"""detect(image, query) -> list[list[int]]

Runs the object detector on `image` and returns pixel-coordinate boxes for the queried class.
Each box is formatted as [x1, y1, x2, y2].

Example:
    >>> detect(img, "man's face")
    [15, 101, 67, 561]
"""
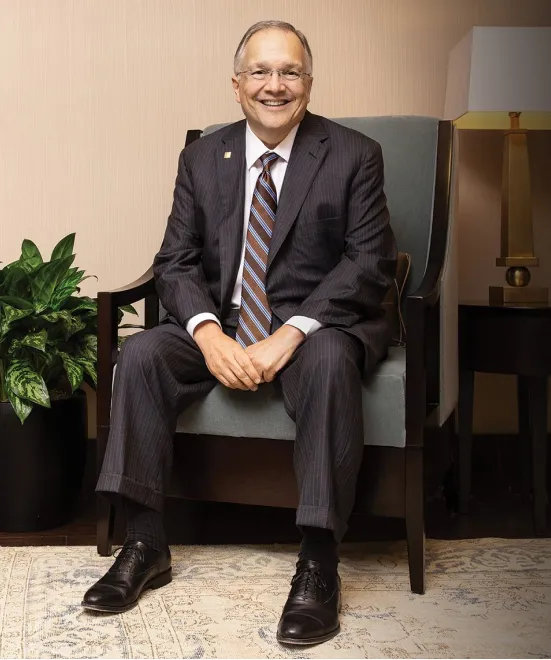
[232, 29, 313, 147]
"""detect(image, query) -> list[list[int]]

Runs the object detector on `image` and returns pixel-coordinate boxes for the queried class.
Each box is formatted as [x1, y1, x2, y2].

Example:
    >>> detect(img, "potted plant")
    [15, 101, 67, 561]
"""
[0, 233, 137, 532]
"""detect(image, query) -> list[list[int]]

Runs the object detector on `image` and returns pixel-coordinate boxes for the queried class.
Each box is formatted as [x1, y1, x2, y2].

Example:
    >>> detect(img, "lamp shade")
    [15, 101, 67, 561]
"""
[444, 27, 551, 127]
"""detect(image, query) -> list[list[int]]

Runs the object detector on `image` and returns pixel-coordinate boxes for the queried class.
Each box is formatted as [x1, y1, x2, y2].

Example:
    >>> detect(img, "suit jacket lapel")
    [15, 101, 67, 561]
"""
[267, 112, 329, 270]
[216, 121, 246, 314]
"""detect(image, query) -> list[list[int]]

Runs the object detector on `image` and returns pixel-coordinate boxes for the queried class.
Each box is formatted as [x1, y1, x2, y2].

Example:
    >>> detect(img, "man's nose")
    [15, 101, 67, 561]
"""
[264, 71, 286, 93]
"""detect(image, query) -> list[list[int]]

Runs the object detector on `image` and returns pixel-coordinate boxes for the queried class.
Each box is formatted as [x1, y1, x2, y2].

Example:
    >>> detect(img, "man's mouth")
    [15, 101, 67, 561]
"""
[258, 100, 291, 107]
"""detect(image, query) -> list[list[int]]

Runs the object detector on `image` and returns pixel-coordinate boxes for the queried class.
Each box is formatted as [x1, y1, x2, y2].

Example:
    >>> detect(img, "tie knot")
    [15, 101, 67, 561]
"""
[260, 151, 279, 172]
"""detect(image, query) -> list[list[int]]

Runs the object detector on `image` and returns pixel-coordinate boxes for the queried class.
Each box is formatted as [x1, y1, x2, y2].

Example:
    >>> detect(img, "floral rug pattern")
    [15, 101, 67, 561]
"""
[0, 538, 550, 658]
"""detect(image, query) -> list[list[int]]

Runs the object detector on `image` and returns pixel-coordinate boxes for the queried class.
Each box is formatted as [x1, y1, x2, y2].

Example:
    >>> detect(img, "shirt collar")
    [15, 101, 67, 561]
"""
[245, 122, 300, 170]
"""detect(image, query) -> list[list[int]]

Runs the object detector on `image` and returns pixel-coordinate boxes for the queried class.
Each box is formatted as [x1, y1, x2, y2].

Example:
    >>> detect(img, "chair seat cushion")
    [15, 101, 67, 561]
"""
[176, 346, 406, 448]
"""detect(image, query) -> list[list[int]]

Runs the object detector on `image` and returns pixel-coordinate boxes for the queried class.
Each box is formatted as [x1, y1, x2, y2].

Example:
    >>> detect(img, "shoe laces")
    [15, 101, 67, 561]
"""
[290, 565, 328, 600]
[110, 544, 144, 574]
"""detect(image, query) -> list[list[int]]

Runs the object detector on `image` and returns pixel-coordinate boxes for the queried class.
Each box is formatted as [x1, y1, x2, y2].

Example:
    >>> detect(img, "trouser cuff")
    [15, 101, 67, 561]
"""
[96, 472, 164, 513]
[296, 504, 348, 543]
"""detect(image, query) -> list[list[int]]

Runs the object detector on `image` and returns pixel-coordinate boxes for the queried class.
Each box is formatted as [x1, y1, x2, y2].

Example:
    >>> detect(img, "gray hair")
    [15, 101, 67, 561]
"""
[234, 20, 313, 74]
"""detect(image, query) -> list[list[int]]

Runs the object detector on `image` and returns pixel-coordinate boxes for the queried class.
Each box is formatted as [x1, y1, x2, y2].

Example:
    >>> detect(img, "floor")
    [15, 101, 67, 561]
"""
[0, 432, 549, 547]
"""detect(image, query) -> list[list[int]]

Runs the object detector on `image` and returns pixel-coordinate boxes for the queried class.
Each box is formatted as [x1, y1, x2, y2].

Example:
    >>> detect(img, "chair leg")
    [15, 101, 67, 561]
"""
[405, 445, 425, 594]
[528, 376, 548, 536]
[97, 496, 115, 556]
[517, 376, 532, 498]
[458, 369, 474, 514]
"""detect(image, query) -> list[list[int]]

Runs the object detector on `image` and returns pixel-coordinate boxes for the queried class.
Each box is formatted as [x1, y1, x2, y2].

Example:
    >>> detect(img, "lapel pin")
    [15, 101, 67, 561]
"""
[224, 151, 232, 159]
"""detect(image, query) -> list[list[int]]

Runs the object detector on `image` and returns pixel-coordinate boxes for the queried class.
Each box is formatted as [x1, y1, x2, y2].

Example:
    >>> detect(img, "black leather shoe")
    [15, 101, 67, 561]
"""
[82, 540, 172, 613]
[277, 559, 341, 646]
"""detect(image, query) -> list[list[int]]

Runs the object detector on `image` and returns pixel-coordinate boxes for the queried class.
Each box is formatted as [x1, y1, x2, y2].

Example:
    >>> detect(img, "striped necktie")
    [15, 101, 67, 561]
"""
[236, 151, 279, 347]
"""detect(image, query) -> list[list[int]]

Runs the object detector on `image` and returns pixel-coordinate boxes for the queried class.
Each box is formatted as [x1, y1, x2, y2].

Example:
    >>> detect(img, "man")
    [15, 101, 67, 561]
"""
[83, 20, 397, 646]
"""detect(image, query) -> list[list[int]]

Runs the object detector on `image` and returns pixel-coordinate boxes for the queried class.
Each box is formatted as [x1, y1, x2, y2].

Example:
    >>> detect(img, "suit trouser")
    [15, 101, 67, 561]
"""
[96, 319, 365, 542]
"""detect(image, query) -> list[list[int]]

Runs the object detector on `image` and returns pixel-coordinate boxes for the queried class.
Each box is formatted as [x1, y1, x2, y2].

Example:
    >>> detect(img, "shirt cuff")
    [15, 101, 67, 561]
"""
[186, 313, 221, 340]
[284, 316, 324, 337]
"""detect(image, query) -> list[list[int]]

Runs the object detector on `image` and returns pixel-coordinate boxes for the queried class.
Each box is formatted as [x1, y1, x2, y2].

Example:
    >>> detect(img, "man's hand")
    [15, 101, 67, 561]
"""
[194, 321, 262, 390]
[245, 325, 305, 382]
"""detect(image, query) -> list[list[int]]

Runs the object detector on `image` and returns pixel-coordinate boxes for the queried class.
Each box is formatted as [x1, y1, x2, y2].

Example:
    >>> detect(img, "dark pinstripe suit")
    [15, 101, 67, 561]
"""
[96, 111, 397, 542]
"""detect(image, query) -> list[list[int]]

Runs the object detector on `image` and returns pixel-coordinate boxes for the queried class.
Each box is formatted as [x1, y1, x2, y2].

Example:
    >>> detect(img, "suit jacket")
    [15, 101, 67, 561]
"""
[153, 111, 397, 373]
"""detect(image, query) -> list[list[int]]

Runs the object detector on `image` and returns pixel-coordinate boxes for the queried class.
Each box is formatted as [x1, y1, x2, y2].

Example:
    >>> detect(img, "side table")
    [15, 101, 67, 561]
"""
[458, 301, 550, 535]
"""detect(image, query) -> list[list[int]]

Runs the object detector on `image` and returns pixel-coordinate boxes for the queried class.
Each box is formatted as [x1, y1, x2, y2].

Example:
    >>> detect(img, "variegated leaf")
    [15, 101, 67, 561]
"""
[50, 233, 75, 261]
[6, 358, 50, 407]
[41, 310, 71, 323]
[30, 255, 75, 312]
[6, 388, 34, 424]
[7, 338, 22, 355]
[80, 334, 97, 361]
[78, 357, 97, 387]
[59, 351, 84, 392]
[20, 239, 43, 272]
[0, 304, 33, 337]
[119, 304, 139, 316]
[64, 296, 97, 313]
[0, 296, 34, 310]
[41, 309, 85, 339]
[21, 329, 48, 353]
[63, 315, 87, 340]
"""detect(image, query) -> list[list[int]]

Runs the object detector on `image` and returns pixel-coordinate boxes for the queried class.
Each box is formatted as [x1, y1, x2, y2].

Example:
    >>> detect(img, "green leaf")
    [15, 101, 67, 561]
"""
[41, 309, 71, 323]
[7, 338, 22, 355]
[80, 334, 97, 361]
[118, 323, 144, 329]
[50, 233, 75, 261]
[20, 240, 43, 272]
[3, 265, 29, 298]
[59, 351, 84, 392]
[119, 304, 139, 316]
[0, 296, 34, 310]
[78, 357, 97, 388]
[50, 269, 86, 310]
[30, 255, 75, 312]
[6, 388, 34, 424]
[63, 296, 97, 313]
[6, 358, 50, 407]
[21, 329, 48, 353]
[42, 309, 86, 339]
[0, 304, 33, 337]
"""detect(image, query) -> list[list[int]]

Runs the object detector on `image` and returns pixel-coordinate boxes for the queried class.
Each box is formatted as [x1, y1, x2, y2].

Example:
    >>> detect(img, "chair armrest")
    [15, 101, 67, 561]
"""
[98, 266, 156, 307]
[407, 264, 441, 310]
[403, 120, 453, 445]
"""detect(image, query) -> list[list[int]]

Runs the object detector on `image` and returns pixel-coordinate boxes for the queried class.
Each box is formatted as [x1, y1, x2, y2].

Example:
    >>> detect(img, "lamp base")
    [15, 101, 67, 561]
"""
[489, 285, 548, 305]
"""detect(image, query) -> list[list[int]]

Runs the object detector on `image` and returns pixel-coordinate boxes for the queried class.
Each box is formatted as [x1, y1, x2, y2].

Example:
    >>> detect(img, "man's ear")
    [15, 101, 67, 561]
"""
[231, 76, 241, 104]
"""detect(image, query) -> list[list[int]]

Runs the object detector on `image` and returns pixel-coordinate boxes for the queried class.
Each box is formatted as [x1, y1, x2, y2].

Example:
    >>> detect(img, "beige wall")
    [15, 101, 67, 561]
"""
[1, 0, 550, 436]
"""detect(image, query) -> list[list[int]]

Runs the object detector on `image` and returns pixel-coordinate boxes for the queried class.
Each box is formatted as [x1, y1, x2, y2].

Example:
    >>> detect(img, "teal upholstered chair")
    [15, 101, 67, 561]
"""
[96, 116, 458, 594]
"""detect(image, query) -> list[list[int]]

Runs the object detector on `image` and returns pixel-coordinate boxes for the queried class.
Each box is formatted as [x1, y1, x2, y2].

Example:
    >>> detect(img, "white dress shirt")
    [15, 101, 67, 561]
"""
[185, 122, 323, 340]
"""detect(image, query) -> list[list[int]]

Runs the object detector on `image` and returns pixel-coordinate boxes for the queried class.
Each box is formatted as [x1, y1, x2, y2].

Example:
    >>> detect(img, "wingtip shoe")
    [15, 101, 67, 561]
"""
[82, 540, 172, 613]
[277, 558, 341, 646]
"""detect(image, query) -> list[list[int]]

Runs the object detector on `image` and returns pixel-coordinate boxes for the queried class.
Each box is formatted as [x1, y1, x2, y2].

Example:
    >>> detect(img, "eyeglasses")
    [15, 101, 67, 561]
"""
[236, 69, 312, 83]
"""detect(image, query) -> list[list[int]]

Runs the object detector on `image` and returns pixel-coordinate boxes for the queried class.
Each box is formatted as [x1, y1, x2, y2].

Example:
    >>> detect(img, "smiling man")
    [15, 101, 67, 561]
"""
[84, 21, 397, 646]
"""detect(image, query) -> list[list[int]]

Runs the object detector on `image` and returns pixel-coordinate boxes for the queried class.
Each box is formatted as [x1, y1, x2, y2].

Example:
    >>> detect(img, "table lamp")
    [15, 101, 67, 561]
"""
[444, 26, 551, 304]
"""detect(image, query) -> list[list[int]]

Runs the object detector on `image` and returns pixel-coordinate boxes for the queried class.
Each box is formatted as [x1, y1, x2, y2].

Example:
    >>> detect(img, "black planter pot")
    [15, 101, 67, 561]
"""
[0, 390, 87, 532]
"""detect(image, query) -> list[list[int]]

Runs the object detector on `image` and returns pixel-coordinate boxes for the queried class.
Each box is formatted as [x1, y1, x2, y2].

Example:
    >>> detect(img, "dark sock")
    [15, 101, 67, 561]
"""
[298, 526, 339, 571]
[123, 498, 166, 551]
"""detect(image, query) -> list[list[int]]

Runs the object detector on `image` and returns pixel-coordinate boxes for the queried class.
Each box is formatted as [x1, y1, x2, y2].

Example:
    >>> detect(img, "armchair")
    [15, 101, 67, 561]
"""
[96, 116, 457, 595]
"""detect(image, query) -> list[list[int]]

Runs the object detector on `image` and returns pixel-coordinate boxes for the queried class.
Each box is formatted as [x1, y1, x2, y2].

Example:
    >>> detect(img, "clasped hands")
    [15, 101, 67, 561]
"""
[194, 320, 305, 390]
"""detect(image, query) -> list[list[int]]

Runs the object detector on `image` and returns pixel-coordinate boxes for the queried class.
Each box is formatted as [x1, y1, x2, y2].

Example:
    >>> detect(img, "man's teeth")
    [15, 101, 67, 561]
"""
[261, 101, 288, 106]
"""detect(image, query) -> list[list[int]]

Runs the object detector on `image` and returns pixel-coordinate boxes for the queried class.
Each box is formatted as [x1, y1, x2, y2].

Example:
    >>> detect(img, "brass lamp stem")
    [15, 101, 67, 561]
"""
[488, 111, 548, 304]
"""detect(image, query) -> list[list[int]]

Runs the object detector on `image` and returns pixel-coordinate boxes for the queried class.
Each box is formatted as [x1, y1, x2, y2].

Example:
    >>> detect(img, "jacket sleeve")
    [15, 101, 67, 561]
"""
[153, 150, 219, 327]
[295, 141, 397, 326]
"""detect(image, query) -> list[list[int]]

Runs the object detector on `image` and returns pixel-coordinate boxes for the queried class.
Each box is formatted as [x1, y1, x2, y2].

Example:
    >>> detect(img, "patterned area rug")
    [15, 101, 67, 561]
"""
[0, 539, 550, 658]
